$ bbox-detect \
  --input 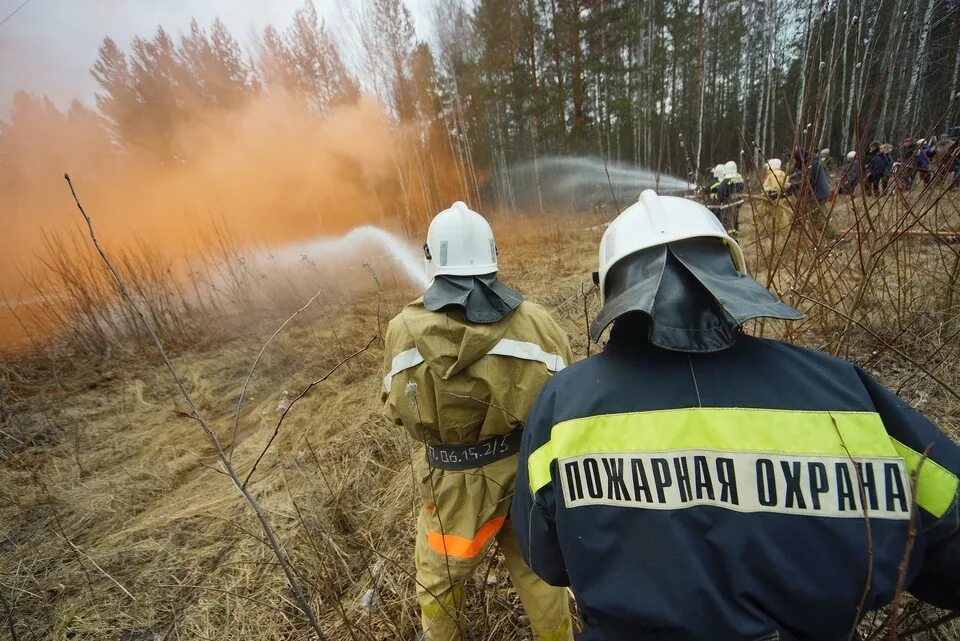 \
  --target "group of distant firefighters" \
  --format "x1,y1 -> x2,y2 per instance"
703,136 -> 960,235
